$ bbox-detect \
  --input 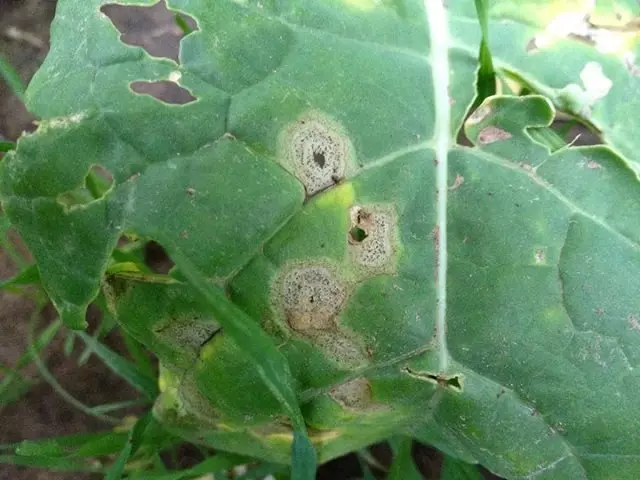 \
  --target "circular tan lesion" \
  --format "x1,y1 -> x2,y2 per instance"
281,265 -> 346,332
279,111 -> 354,197
348,204 -> 397,271
330,377 -> 372,410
